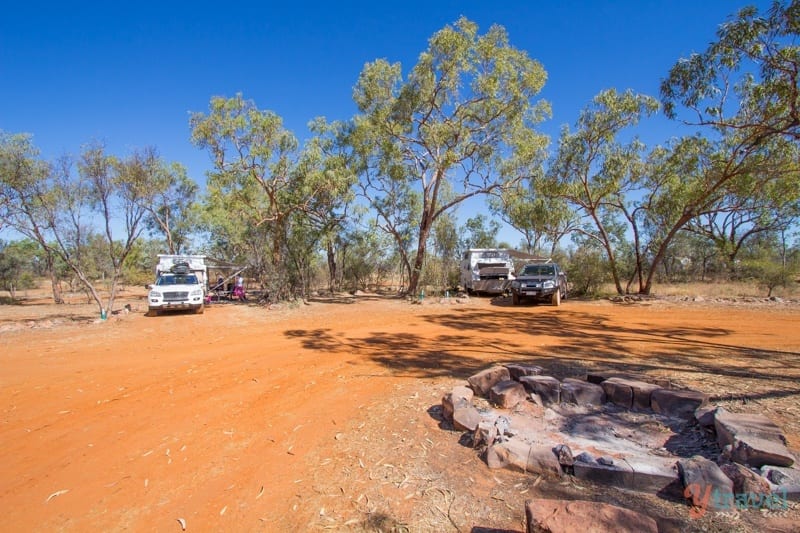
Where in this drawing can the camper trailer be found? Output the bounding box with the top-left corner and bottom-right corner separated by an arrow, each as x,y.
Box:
460,249 -> 516,295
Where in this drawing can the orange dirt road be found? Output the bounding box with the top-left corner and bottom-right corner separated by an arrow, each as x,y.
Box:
1,294 -> 799,531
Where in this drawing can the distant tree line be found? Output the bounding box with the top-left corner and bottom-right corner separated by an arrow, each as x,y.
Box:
2,3 -> 799,312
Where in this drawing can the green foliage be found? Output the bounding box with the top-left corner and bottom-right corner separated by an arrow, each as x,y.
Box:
191,95 -> 358,300
547,88 -> 658,294
564,244 -> 611,297
0,239 -> 38,298
338,229 -> 394,291
461,214 -> 500,249
661,1 -> 800,146
352,17 -> 550,294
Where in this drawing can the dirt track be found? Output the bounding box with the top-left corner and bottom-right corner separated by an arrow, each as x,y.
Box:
1,292 -> 799,532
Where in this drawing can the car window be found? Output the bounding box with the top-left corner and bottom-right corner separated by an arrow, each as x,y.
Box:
523,265 -> 554,276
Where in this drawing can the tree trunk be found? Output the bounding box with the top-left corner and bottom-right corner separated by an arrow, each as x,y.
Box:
407,222 -> 433,297
642,215 -> 692,294
45,254 -> 65,304
326,238 -> 337,294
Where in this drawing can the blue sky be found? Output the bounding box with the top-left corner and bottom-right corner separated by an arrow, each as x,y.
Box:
1,1 -> 772,245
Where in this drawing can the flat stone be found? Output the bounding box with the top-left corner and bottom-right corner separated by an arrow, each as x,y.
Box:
506,363 -> 543,380
651,388 -> 708,419
452,403 -> 482,432
678,455 -> 735,512
761,465 -> 800,486
560,378 -> 606,406
694,405 -> 717,428
601,379 -> 633,408
720,462 -> 771,497
602,377 -> 661,411
760,466 -> 800,502
441,385 -> 474,421
714,408 -> 795,468
525,498 -> 658,533
468,365 -> 511,397
519,375 -> 560,405
486,438 -> 561,477
473,420 -> 497,448
586,371 -> 671,390
573,456 -> 634,488
625,458 -> 682,497
489,379 -> 528,409
585,370 -> 639,385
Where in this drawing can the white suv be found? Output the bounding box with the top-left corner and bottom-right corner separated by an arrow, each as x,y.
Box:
148,263 -> 205,315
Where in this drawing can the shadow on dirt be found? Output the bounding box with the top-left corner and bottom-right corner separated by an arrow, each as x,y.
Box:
283,300 -> 800,413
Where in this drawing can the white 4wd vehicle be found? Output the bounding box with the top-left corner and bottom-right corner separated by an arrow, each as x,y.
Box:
148,261 -> 205,315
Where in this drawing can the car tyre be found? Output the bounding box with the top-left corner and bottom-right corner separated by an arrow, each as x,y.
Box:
551,289 -> 561,307
512,292 -> 520,306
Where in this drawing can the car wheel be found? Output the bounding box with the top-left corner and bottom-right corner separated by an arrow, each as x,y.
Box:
195,304 -> 205,315
551,290 -> 561,307
512,292 -> 520,306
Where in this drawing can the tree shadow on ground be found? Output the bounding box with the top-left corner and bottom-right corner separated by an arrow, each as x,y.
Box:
283,303 -> 800,413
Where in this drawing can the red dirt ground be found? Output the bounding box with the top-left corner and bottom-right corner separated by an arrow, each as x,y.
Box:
1,289 -> 799,532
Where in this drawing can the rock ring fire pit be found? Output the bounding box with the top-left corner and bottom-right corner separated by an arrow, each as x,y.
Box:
440,364 -> 800,515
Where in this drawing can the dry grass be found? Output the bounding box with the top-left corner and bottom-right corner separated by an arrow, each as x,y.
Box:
595,280 -> 800,300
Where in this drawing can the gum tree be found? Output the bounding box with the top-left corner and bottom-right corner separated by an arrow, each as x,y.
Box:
547,89 -> 659,295
650,0 -> 800,293
191,95 -> 358,300
352,17 -> 550,295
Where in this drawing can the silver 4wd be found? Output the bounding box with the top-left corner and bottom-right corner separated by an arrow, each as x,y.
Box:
148,261 -> 205,315
510,262 -> 568,306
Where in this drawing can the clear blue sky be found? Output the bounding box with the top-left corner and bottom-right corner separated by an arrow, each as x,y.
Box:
0,0 -> 772,245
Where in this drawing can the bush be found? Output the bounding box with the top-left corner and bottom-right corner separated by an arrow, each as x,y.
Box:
565,247 -> 611,297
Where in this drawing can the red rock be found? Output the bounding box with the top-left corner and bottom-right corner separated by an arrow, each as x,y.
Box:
468,365 -> 511,397
525,498 -> 658,533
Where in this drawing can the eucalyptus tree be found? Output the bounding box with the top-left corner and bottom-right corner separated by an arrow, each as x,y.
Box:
682,152 -> 800,273
492,177 -> 579,256
352,17 -> 550,295
0,132 -> 65,303
661,1 -> 800,148
645,0 -> 800,293
302,118 -> 360,294
55,144 -> 166,313
190,94 -> 301,299
461,213 -> 501,250
141,154 -> 198,254
1,133 -> 195,312
548,89 -> 659,294
191,95 -> 360,300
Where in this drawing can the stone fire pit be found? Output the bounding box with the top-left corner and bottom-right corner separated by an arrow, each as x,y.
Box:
440,364 -> 800,521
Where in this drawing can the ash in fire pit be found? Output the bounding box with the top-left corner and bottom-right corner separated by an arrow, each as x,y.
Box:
440,364 -> 800,512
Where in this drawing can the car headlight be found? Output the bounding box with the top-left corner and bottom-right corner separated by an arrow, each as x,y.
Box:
149,290 -> 162,299
542,280 -> 555,289
190,289 -> 203,297
510,281 -> 520,289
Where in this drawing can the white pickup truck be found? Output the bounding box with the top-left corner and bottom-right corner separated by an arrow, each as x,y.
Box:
147,255 -> 207,316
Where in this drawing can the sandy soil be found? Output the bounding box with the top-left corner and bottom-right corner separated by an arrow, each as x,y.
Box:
1,289 -> 799,532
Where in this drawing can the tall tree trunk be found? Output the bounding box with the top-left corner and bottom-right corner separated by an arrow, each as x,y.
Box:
45,254 -> 64,304
642,215 -> 692,294
408,218 -> 434,296
326,238 -> 337,294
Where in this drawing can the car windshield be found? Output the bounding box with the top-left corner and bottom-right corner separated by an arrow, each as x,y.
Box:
522,264 -> 555,276
157,274 -> 198,285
